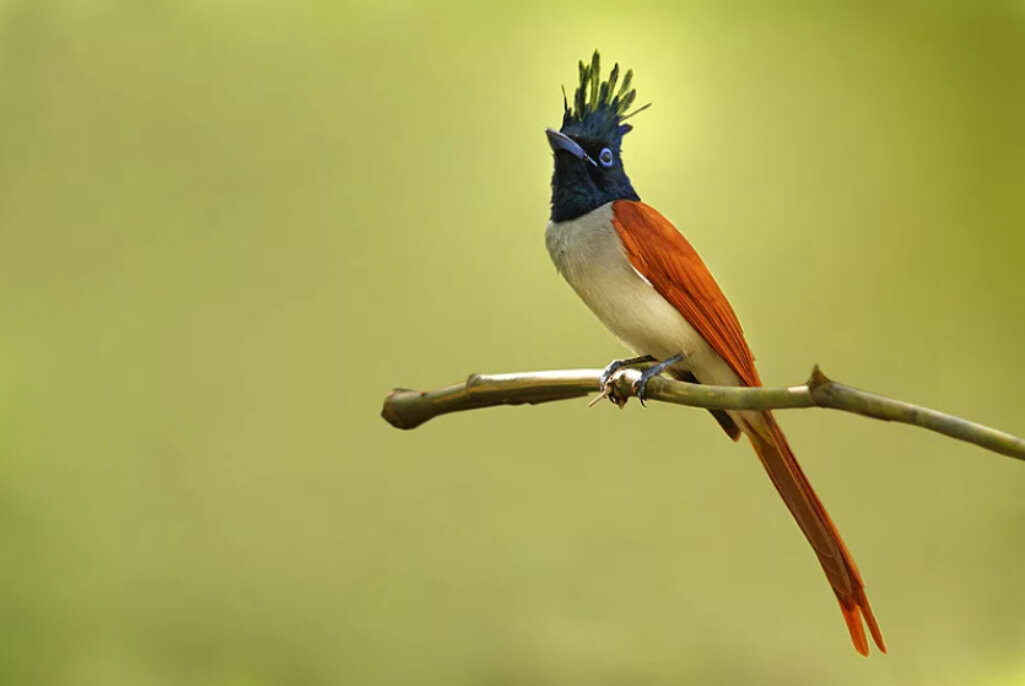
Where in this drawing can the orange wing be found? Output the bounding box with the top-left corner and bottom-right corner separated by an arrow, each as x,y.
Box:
612,200 -> 885,655
611,200 -> 761,387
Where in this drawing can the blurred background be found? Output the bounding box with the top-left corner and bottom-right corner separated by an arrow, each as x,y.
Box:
1,0 -> 1024,684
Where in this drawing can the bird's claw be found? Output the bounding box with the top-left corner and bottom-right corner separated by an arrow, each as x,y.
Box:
589,374 -> 631,409
589,355 -> 656,408
629,352 -> 687,408
631,375 -> 653,407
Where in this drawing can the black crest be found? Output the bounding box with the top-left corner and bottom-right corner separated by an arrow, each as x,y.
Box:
560,51 -> 650,142
548,51 -> 647,222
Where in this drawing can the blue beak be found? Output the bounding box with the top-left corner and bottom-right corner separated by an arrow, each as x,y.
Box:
545,128 -> 597,167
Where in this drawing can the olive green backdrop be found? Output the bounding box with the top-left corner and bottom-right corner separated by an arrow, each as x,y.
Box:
2,1 -> 1024,684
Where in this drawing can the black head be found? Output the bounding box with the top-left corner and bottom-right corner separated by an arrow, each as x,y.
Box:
547,51 -> 650,222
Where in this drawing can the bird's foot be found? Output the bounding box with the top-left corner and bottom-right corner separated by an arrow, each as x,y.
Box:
632,352 -> 686,406
589,355 -> 657,408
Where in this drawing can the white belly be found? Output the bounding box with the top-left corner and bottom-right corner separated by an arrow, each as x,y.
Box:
545,202 -> 742,388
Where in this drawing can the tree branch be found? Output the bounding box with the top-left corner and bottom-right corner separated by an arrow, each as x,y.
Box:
381,365 -> 1025,462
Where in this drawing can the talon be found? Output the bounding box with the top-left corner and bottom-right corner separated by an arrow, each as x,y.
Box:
608,381 -> 630,408
598,354 -> 655,392
629,352 -> 686,408
591,355 -> 656,409
632,377 -> 650,406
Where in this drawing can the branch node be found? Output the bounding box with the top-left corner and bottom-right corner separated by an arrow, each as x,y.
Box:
609,371 -> 635,408
808,364 -> 832,390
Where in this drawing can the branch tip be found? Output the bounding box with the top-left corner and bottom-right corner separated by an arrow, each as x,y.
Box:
381,389 -> 420,430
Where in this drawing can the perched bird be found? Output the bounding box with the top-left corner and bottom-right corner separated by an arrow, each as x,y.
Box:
544,51 -> 885,656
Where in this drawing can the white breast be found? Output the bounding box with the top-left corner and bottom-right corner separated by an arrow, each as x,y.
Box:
545,202 -> 741,388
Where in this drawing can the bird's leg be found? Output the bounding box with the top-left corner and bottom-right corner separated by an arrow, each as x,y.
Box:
589,355 -> 657,407
632,352 -> 686,407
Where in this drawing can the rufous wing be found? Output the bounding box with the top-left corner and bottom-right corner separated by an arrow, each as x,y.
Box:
611,199 -> 761,388
610,199 -> 885,655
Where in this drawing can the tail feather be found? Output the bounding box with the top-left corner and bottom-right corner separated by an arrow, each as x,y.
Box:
743,410 -> 886,656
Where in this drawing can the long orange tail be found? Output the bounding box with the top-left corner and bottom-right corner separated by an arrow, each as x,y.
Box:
743,410 -> 885,656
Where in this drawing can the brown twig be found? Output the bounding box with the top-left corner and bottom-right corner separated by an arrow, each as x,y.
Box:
381,365 -> 1025,461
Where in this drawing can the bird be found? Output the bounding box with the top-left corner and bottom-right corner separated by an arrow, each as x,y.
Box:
544,51 -> 885,656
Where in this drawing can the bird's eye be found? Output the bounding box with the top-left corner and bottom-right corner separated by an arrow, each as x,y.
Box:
599,147 -> 614,168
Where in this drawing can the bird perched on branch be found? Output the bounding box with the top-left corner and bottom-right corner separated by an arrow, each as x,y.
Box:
544,51 -> 885,656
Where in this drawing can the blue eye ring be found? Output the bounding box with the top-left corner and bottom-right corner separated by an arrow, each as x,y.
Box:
599,147 -> 614,168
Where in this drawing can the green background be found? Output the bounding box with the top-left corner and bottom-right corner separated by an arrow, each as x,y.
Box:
2,1 -> 1025,684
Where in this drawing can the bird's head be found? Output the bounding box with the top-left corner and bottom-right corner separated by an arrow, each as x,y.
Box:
547,51 -> 649,222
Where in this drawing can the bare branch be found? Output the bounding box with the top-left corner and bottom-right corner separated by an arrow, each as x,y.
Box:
381,365 -> 1025,461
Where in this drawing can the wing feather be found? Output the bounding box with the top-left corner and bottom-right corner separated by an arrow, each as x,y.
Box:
611,200 -> 761,387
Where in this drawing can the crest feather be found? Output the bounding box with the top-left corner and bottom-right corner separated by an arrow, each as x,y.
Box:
561,51 -> 649,138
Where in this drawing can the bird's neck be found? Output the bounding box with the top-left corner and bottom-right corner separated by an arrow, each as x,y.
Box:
549,160 -> 638,222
